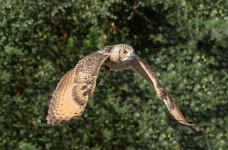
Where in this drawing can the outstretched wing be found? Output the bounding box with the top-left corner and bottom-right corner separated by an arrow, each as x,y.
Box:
131,57 -> 200,132
47,52 -> 109,125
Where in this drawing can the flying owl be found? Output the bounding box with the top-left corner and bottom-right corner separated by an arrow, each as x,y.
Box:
47,44 -> 200,132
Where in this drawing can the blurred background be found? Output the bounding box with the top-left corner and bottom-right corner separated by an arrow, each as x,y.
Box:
0,0 -> 227,149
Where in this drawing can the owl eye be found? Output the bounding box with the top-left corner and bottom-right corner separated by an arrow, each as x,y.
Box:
122,49 -> 128,55
119,49 -> 128,61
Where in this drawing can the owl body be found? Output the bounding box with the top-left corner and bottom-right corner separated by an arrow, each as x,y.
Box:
102,59 -> 132,71
46,44 -> 200,132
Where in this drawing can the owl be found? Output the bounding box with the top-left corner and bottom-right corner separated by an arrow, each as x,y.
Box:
47,44 -> 200,132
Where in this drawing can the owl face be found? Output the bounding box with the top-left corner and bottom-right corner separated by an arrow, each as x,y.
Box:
110,44 -> 135,62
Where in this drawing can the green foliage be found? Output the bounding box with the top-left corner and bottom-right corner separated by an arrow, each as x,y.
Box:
0,0 -> 227,149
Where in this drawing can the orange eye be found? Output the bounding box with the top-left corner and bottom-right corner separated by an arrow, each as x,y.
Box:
123,49 -> 128,55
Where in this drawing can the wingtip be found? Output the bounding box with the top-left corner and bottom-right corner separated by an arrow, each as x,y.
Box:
46,115 -> 54,125
190,124 -> 202,134
46,114 -> 59,126
46,118 -> 59,126
179,120 -> 201,134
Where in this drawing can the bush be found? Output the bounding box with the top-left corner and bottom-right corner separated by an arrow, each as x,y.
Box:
0,0 -> 227,149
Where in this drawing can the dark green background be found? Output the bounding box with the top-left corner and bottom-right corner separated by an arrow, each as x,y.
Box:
0,0 -> 227,149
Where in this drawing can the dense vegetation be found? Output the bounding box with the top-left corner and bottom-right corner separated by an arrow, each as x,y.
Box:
0,0 -> 227,149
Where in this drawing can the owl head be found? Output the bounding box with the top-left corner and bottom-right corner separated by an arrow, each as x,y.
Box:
110,44 -> 136,62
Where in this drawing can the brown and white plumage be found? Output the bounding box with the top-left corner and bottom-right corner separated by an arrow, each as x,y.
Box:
47,49 -> 110,124
131,58 -> 199,131
47,44 -> 200,132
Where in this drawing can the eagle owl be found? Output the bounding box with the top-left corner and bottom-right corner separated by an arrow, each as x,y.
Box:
47,44 -> 199,132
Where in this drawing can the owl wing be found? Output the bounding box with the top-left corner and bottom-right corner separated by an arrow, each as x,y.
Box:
47,52 -> 109,125
131,57 -> 200,132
